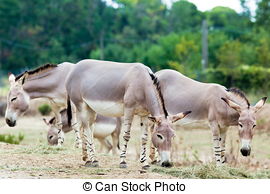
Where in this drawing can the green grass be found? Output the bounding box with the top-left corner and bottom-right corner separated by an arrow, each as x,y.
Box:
152,164 -> 270,179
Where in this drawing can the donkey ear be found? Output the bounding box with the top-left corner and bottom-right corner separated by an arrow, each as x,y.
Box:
169,111 -> 192,123
148,116 -> 162,125
221,97 -> 241,112
8,74 -> 16,85
43,118 -> 49,126
17,73 -> 28,85
49,117 -> 56,125
254,97 -> 267,113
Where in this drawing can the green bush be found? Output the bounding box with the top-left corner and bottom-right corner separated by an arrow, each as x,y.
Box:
204,65 -> 270,94
0,133 -> 24,144
38,104 -> 52,116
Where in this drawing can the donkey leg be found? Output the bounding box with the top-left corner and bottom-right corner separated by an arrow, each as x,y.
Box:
74,126 -> 82,148
220,129 -> 228,164
111,133 -> 118,155
97,138 -> 105,153
57,129 -> 65,146
140,116 -> 150,169
97,138 -> 112,153
83,111 -> 98,167
111,118 -> 121,155
209,121 -> 222,166
119,108 -> 134,168
148,122 -> 158,164
104,138 -> 113,153
77,103 -> 97,166
72,115 -> 82,148
78,122 -> 88,162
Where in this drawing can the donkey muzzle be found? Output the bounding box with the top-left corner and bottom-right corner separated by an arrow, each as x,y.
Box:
161,161 -> 173,168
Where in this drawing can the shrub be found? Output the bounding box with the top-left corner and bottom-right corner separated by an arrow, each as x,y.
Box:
203,65 -> 270,94
0,133 -> 24,144
38,104 -> 52,116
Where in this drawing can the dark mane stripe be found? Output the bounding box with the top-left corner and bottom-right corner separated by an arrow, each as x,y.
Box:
15,63 -> 58,81
149,73 -> 169,118
226,87 -> 250,107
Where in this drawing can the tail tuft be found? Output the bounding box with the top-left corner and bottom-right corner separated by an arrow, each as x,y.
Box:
67,95 -> 72,127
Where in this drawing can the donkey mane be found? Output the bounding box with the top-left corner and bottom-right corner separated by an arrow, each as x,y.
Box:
149,73 -> 169,117
226,87 -> 250,107
15,64 -> 58,81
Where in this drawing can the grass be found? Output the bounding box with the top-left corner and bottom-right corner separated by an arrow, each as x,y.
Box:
152,164 -> 270,179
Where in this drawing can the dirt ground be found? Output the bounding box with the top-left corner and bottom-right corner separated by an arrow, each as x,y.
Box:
0,116 -> 175,179
0,112 -> 270,179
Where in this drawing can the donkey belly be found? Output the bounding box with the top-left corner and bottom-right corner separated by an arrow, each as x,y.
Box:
93,123 -> 116,138
84,100 -> 124,117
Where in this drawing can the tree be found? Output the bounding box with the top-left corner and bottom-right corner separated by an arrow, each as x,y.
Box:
168,0 -> 203,33
256,0 -> 270,28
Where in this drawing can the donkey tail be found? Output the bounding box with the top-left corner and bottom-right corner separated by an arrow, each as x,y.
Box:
67,95 -> 72,127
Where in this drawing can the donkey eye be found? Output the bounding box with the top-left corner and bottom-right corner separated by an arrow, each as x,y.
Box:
157,134 -> 163,140
11,97 -> 17,102
239,123 -> 243,128
253,125 -> 256,129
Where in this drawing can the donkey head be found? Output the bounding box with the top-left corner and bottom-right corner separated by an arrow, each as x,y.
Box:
221,97 -> 267,156
149,111 -> 191,167
43,117 -> 63,145
5,73 -> 30,127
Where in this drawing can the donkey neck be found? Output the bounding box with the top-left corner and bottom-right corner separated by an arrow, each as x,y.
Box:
144,87 -> 165,117
22,67 -> 68,100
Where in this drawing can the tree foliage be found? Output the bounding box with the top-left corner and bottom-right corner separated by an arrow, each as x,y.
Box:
0,0 -> 270,93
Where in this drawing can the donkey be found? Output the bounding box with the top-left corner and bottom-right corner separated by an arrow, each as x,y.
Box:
5,62 -> 81,146
65,59 -> 191,168
149,69 -> 267,165
43,109 -> 121,154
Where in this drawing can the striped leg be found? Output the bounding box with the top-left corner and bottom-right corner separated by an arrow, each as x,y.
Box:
220,130 -> 227,164
71,113 -> 82,148
84,121 -> 98,167
57,129 -> 64,146
209,122 -> 221,166
140,117 -> 150,169
79,123 -> 88,162
149,122 -> 158,164
77,103 -> 98,167
74,126 -> 82,148
119,108 -> 134,168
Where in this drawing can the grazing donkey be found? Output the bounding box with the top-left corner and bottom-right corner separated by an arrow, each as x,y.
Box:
5,62 -> 80,146
149,69 -> 267,165
65,59 -> 191,168
43,109 -> 121,154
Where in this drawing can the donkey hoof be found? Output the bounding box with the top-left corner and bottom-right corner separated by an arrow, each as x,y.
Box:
91,160 -> 99,167
82,156 -> 88,161
142,165 -> 150,170
85,161 -> 92,167
151,160 -> 158,165
120,161 -> 127,168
